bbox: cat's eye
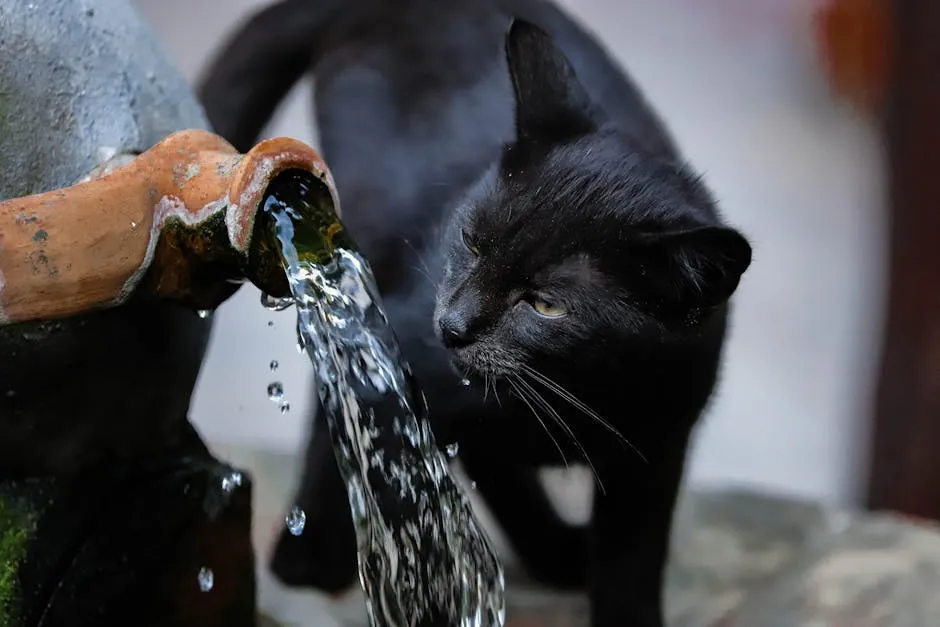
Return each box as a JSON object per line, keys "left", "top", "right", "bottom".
{"left": 462, "top": 229, "right": 480, "bottom": 256}
{"left": 531, "top": 297, "right": 567, "bottom": 319}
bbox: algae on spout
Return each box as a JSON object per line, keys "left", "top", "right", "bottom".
{"left": 0, "top": 497, "right": 36, "bottom": 627}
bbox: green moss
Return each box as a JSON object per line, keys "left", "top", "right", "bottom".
{"left": 0, "top": 497, "right": 35, "bottom": 627}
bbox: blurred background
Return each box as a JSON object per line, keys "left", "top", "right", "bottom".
{"left": 134, "top": 0, "right": 887, "bottom": 507}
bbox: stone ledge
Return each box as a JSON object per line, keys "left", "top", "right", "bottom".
{"left": 668, "top": 491, "right": 940, "bottom": 627}
{"left": 214, "top": 443, "right": 940, "bottom": 627}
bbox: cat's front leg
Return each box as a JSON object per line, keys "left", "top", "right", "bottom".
{"left": 459, "top": 442, "right": 589, "bottom": 590}
{"left": 588, "top": 433, "right": 690, "bottom": 627}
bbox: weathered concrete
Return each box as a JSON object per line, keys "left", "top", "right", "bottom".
{"left": 0, "top": 0, "right": 217, "bottom": 478}
{"left": 0, "top": 0, "right": 208, "bottom": 201}
{"left": 0, "top": 4, "right": 250, "bottom": 624}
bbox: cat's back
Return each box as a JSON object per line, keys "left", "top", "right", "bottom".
{"left": 311, "top": 0, "right": 680, "bottom": 299}
{"left": 313, "top": 0, "right": 676, "bottom": 219}
{"left": 318, "top": 0, "right": 506, "bottom": 101}
{"left": 312, "top": 0, "right": 515, "bottom": 298}
{"left": 314, "top": 0, "right": 514, "bottom": 177}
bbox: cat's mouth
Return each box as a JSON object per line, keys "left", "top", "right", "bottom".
{"left": 446, "top": 343, "right": 514, "bottom": 381}
{"left": 448, "top": 347, "right": 489, "bottom": 377}
{"left": 433, "top": 303, "right": 519, "bottom": 379}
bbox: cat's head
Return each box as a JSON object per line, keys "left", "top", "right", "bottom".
{"left": 433, "top": 20, "right": 751, "bottom": 381}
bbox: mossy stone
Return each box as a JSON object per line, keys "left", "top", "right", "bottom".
{"left": 0, "top": 496, "right": 35, "bottom": 627}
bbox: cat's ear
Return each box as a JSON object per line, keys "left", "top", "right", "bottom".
{"left": 636, "top": 226, "right": 752, "bottom": 309}
{"left": 505, "top": 19, "right": 597, "bottom": 140}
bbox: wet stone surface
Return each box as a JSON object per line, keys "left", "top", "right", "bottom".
{"left": 216, "top": 444, "right": 940, "bottom": 626}
{"left": 504, "top": 491, "right": 940, "bottom": 627}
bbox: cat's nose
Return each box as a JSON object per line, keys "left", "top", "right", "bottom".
{"left": 438, "top": 313, "right": 473, "bottom": 348}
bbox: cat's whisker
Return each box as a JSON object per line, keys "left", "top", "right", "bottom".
{"left": 520, "top": 364, "right": 647, "bottom": 464}
{"left": 408, "top": 264, "right": 436, "bottom": 288}
{"left": 485, "top": 374, "right": 501, "bottom": 407}
{"left": 508, "top": 376, "right": 568, "bottom": 468}
{"left": 492, "top": 378, "right": 503, "bottom": 407}
{"left": 516, "top": 375, "right": 605, "bottom": 494}
{"left": 402, "top": 238, "right": 436, "bottom": 287}
{"left": 515, "top": 377, "right": 574, "bottom": 460}
{"left": 482, "top": 374, "right": 490, "bottom": 403}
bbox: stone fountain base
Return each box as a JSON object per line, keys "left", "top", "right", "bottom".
{"left": 211, "top": 442, "right": 940, "bottom": 627}
{"left": 503, "top": 492, "right": 940, "bottom": 627}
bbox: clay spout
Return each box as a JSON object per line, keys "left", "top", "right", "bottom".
{"left": 0, "top": 130, "right": 340, "bottom": 326}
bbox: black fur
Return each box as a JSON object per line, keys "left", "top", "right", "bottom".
{"left": 198, "top": 2, "right": 751, "bottom": 625}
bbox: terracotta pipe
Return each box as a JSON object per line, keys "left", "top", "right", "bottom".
{"left": 0, "top": 129, "right": 340, "bottom": 326}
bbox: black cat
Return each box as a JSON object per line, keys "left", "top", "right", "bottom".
{"left": 198, "top": 1, "right": 752, "bottom": 625}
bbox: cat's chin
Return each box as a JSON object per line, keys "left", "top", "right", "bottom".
{"left": 453, "top": 361, "right": 501, "bottom": 382}
{"left": 446, "top": 349, "right": 506, "bottom": 382}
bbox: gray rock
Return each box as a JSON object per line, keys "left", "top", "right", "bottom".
{"left": 666, "top": 489, "right": 834, "bottom": 626}
{"left": 212, "top": 444, "right": 940, "bottom": 626}
{"left": 499, "top": 489, "right": 940, "bottom": 627}
{"left": 726, "top": 512, "right": 940, "bottom": 627}
{"left": 0, "top": 0, "right": 208, "bottom": 201}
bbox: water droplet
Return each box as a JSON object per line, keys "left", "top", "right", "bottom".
{"left": 196, "top": 309, "right": 210, "bottom": 319}
{"left": 221, "top": 471, "right": 243, "bottom": 493}
{"left": 279, "top": 401, "right": 291, "bottom": 414}
{"left": 269, "top": 360, "right": 279, "bottom": 372}
{"left": 295, "top": 325, "right": 307, "bottom": 354}
{"left": 197, "top": 567, "right": 214, "bottom": 592}
{"left": 286, "top": 506, "right": 307, "bottom": 536}
{"left": 268, "top": 320, "right": 275, "bottom": 328}
{"left": 460, "top": 378, "right": 471, "bottom": 387}
{"left": 261, "top": 292, "right": 294, "bottom": 311}
{"left": 470, "top": 481, "right": 478, "bottom": 490}
{"left": 130, "top": 221, "right": 137, "bottom": 229}
{"left": 445, "top": 443, "right": 459, "bottom": 458}
{"left": 267, "top": 382, "right": 284, "bottom": 402}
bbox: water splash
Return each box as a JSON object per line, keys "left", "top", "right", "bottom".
{"left": 220, "top": 471, "right": 243, "bottom": 493}
{"left": 263, "top": 170, "right": 505, "bottom": 627}
{"left": 286, "top": 505, "right": 307, "bottom": 536}
{"left": 197, "top": 567, "right": 214, "bottom": 592}
{"left": 270, "top": 360, "right": 279, "bottom": 372}
{"left": 267, "top": 382, "right": 284, "bottom": 403}
{"left": 261, "top": 292, "right": 294, "bottom": 311}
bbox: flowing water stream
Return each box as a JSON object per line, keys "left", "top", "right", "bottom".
{"left": 260, "top": 169, "right": 505, "bottom": 626}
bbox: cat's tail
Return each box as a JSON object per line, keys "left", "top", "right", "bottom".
{"left": 195, "top": 0, "right": 344, "bottom": 152}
